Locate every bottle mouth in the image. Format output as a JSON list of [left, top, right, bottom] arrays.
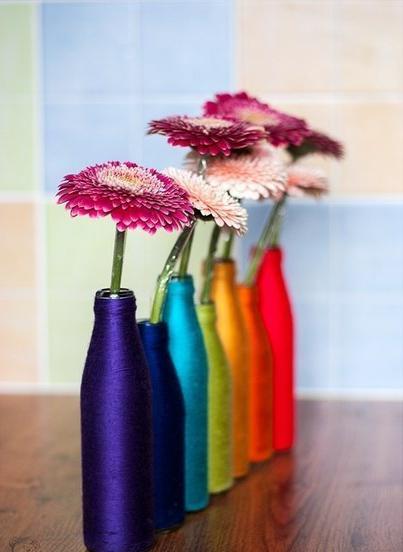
[[169, 273, 194, 284], [214, 257, 234, 265], [237, 284, 257, 303], [138, 319, 168, 344], [96, 288, 133, 299], [266, 246, 282, 254], [167, 274, 195, 294], [138, 319, 167, 328], [237, 283, 256, 293]]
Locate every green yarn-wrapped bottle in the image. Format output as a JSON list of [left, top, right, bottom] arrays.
[[197, 303, 233, 494]]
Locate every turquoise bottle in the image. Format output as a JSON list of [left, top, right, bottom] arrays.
[[163, 275, 209, 511]]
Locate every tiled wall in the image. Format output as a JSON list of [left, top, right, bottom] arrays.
[[0, 1, 402, 395], [237, 198, 403, 395]]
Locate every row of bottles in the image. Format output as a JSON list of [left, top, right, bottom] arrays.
[[80, 247, 293, 551]]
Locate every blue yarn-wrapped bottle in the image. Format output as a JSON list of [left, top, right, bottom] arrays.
[[138, 320, 185, 531], [163, 275, 209, 511], [81, 289, 154, 552]]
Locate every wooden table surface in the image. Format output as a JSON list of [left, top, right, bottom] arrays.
[[0, 396, 402, 552]]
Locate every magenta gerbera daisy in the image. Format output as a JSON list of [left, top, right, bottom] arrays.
[[147, 115, 266, 157], [203, 91, 310, 147], [288, 129, 344, 160], [266, 116, 311, 147], [204, 91, 280, 126], [57, 161, 194, 234]]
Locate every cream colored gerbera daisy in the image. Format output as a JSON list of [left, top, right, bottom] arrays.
[[287, 166, 328, 198], [164, 167, 248, 236]]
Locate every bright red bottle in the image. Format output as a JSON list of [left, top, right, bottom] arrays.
[[256, 247, 294, 451]]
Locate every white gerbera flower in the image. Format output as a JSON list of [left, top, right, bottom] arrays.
[[287, 166, 328, 198], [204, 152, 287, 200], [164, 167, 248, 236]]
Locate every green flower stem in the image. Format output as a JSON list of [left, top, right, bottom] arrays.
[[268, 198, 286, 248], [221, 230, 235, 260], [150, 224, 194, 324], [178, 222, 196, 277], [110, 228, 127, 296], [176, 154, 208, 277], [200, 224, 222, 305], [244, 196, 286, 287]]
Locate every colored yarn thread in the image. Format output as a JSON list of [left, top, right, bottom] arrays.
[[257, 247, 295, 451], [138, 320, 185, 532], [81, 289, 154, 552], [197, 303, 233, 494], [163, 276, 209, 511], [212, 260, 250, 478], [238, 284, 273, 462]]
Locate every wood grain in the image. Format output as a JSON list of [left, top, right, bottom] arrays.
[[0, 396, 401, 551]]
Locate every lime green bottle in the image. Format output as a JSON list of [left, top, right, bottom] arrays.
[[197, 303, 233, 494]]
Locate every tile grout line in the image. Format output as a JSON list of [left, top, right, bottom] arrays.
[[328, 0, 340, 392], [132, 0, 144, 164], [229, 0, 238, 92], [33, 1, 50, 387]]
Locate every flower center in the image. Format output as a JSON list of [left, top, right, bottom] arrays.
[[97, 166, 163, 194], [186, 117, 233, 129], [238, 107, 278, 126]]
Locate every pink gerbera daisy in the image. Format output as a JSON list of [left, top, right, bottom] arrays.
[[203, 91, 310, 147], [288, 129, 344, 159], [164, 167, 248, 235], [147, 115, 266, 157], [204, 91, 280, 126], [57, 161, 194, 234], [205, 152, 287, 201], [287, 166, 329, 198], [266, 116, 311, 147]]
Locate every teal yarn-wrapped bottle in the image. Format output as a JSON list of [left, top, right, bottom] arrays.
[[163, 275, 209, 512]]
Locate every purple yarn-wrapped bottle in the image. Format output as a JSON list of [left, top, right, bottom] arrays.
[[81, 289, 154, 552]]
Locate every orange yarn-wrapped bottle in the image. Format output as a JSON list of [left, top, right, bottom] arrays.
[[212, 259, 249, 478], [237, 284, 273, 463]]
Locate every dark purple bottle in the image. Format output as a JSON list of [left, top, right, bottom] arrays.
[[138, 320, 185, 531], [81, 289, 154, 552]]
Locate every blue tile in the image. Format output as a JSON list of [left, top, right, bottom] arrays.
[[236, 202, 271, 281], [142, 101, 201, 170], [282, 201, 330, 296], [42, 3, 139, 97], [331, 203, 403, 294], [332, 298, 403, 389], [294, 298, 332, 390], [236, 201, 330, 294], [140, 1, 233, 94], [44, 102, 139, 192], [237, 202, 403, 393]]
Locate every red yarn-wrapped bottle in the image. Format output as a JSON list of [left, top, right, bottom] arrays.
[[256, 247, 294, 451]]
